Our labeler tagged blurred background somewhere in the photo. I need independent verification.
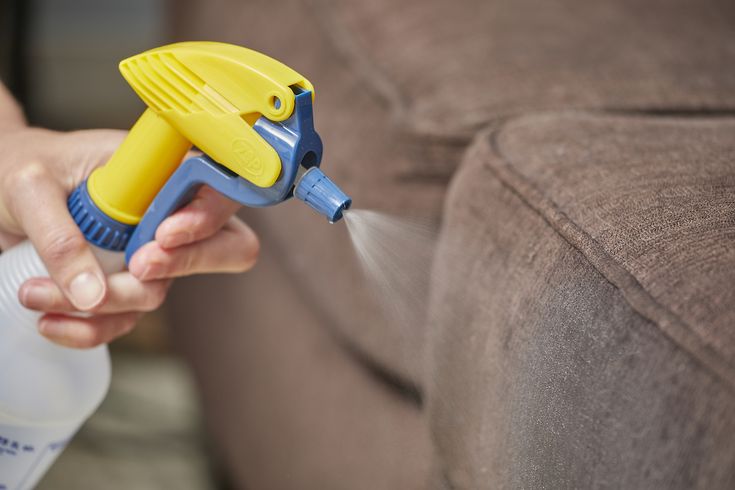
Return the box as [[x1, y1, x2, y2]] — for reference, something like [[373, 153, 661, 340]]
[[1, 0, 223, 487]]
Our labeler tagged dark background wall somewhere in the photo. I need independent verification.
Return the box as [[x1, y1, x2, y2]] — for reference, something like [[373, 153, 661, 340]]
[[1, 0, 168, 129]]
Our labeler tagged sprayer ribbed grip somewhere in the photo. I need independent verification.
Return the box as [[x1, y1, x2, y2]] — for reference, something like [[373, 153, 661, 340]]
[[68, 182, 135, 251]]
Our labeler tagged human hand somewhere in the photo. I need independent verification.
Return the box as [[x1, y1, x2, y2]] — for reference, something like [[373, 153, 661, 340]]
[[0, 127, 259, 348]]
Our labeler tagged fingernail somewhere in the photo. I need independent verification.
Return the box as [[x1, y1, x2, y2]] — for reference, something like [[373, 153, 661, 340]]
[[21, 283, 53, 308], [68, 272, 104, 310], [161, 231, 192, 248], [38, 319, 65, 338]]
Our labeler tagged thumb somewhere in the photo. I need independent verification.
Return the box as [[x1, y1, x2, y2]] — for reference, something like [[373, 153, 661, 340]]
[[12, 164, 107, 310]]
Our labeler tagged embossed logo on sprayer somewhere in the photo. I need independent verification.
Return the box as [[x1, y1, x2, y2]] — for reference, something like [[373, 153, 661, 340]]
[[232, 139, 264, 176]]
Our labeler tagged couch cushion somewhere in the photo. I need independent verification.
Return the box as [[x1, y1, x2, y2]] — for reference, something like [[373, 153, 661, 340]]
[[171, 0, 735, 385], [492, 113, 735, 380], [427, 114, 735, 489], [318, 0, 735, 136]]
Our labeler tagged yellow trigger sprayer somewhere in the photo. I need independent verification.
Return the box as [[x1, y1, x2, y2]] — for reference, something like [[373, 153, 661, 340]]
[[72, 41, 351, 263], [0, 42, 351, 489]]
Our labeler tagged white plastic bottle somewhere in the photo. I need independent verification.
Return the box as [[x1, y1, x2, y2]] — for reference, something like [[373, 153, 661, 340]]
[[0, 240, 124, 489]]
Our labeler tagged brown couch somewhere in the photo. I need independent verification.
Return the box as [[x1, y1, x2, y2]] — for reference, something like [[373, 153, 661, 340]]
[[169, 0, 735, 488]]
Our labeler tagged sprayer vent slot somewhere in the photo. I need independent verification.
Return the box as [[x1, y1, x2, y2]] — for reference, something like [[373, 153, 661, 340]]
[[300, 151, 318, 169]]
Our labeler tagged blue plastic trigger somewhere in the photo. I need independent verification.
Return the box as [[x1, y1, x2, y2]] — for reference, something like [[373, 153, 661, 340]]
[[124, 89, 323, 264]]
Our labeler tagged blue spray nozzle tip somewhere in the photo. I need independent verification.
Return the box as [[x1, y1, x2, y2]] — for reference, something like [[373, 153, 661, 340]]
[[294, 167, 352, 223]]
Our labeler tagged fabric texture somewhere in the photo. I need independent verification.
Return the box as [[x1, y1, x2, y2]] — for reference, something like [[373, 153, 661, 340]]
[[491, 114, 735, 385], [427, 115, 735, 489], [169, 245, 432, 490], [318, 0, 735, 137]]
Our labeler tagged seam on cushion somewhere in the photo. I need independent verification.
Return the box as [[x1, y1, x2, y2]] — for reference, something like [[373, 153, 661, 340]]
[[305, 0, 735, 143], [307, 0, 484, 144], [307, 0, 408, 120], [297, 2, 735, 142], [472, 119, 735, 392]]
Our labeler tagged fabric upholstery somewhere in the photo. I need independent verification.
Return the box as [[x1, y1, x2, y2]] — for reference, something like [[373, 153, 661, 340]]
[[169, 0, 735, 487], [491, 114, 735, 383], [169, 245, 432, 490], [321, 0, 735, 137], [427, 114, 735, 489]]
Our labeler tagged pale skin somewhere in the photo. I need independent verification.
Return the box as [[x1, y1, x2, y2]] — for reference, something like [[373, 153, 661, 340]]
[[0, 82, 259, 348]]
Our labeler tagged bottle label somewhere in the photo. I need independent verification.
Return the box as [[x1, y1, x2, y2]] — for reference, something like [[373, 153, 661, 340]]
[[0, 423, 77, 490]]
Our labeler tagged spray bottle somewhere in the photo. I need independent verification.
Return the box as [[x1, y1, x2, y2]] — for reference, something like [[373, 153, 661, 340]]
[[0, 42, 351, 489]]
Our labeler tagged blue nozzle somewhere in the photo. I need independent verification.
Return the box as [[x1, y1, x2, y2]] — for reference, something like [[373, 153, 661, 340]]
[[294, 167, 351, 223]]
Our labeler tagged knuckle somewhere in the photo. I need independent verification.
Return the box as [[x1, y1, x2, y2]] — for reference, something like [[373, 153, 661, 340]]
[[119, 317, 137, 336], [192, 212, 216, 236], [40, 230, 87, 263], [142, 283, 167, 312], [5, 163, 49, 209], [235, 230, 260, 272], [78, 315, 137, 347], [121, 313, 141, 335], [8, 161, 49, 189], [183, 246, 197, 273]]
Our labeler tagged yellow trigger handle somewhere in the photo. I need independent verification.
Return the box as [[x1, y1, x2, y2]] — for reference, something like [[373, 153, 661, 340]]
[[87, 42, 315, 225]]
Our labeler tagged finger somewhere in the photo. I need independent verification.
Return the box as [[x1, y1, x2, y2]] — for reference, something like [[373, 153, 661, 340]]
[[38, 312, 141, 349], [20, 273, 170, 315], [129, 217, 259, 280], [9, 164, 106, 310], [155, 186, 241, 249]]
